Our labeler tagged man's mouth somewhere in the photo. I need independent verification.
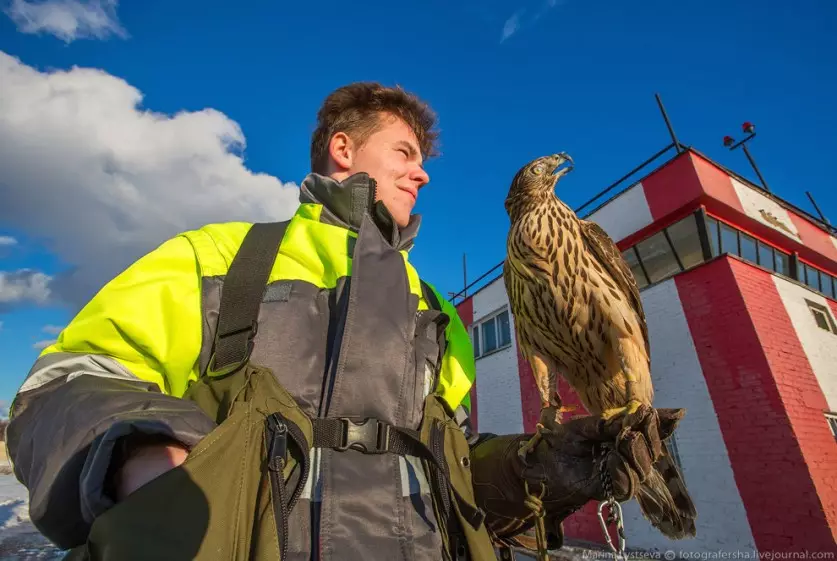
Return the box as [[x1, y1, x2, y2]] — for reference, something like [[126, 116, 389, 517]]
[[400, 187, 417, 202]]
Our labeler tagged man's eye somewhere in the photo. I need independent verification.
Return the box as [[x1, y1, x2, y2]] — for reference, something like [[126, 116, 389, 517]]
[[398, 148, 409, 157]]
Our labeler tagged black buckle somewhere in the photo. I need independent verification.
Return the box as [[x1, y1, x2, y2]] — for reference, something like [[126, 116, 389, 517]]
[[335, 418, 391, 454], [206, 320, 258, 377]]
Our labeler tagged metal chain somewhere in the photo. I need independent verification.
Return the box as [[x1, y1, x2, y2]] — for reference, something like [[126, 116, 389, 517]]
[[597, 445, 628, 561]]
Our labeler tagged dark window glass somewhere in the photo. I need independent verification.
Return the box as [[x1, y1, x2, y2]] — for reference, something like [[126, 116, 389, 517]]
[[775, 251, 790, 276], [819, 272, 835, 299], [757, 242, 774, 270], [739, 233, 758, 263], [472, 325, 480, 357], [636, 232, 682, 284], [827, 416, 837, 441], [667, 216, 704, 269], [812, 308, 830, 331], [707, 218, 720, 257], [720, 223, 739, 255], [483, 317, 497, 353], [622, 247, 649, 289], [805, 264, 821, 291], [497, 310, 512, 347], [830, 276, 837, 300]]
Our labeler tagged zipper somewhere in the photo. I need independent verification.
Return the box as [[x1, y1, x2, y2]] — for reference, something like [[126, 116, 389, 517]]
[[429, 420, 452, 519], [266, 414, 289, 560]]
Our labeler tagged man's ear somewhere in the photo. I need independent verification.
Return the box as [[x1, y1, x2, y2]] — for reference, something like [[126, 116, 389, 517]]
[[328, 132, 354, 172]]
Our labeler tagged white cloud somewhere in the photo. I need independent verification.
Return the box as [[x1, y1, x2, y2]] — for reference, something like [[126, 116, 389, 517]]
[[42, 324, 64, 335], [500, 0, 566, 42], [32, 339, 56, 350], [4, 0, 127, 43], [0, 51, 301, 311], [501, 11, 521, 42], [0, 236, 17, 246], [0, 270, 52, 310]]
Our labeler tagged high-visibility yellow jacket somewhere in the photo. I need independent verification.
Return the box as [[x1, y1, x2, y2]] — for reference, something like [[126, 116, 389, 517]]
[[7, 172, 477, 554]]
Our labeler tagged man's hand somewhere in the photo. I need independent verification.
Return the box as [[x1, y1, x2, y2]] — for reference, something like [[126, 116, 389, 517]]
[[109, 436, 190, 502], [469, 405, 684, 548]]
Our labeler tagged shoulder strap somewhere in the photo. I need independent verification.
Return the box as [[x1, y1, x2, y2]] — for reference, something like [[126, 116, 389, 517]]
[[420, 279, 443, 312], [207, 221, 290, 376]]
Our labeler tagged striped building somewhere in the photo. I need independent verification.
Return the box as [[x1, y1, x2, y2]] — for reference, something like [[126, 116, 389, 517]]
[[455, 148, 837, 554]]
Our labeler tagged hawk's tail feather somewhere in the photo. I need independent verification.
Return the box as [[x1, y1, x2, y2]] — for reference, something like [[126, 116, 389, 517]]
[[635, 442, 697, 540]]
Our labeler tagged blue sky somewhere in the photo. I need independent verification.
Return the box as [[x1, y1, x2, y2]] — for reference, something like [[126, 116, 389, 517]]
[[0, 0, 836, 408]]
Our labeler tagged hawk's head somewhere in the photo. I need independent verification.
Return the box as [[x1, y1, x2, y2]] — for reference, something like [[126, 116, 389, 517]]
[[504, 153, 574, 219]]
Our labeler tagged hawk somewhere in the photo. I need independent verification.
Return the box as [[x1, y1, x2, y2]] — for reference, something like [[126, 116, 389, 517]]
[[503, 153, 697, 539]]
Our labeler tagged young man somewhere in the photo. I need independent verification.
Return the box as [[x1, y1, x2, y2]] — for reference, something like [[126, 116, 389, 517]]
[[7, 82, 673, 560]]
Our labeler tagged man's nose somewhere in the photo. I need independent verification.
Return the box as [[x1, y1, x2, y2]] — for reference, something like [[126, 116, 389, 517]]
[[412, 165, 430, 189]]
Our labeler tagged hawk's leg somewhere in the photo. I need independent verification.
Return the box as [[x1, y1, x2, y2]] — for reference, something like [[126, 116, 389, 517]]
[[518, 354, 567, 460], [600, 351, 644, 431]]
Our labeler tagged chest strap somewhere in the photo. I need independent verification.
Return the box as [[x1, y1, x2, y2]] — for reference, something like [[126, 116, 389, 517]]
[[311, 416, 484, 530]]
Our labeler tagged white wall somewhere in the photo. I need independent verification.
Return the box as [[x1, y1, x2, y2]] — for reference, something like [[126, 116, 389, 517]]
[[730, 177, 803, 244], [586, 183, 654, 243], [772, 276, 837, 411], [619, 279, 756, 553], [472, 277, 525, 435]]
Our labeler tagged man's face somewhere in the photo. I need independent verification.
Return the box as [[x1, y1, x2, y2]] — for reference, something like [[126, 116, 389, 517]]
[[338, 114, 430, 228]]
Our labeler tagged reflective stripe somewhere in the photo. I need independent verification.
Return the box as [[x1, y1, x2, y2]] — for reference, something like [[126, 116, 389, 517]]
[[32, 232, 203, 397], [300, 447, 324, 502], [399, 455, 431, 497], [18, 352, 145, 394]]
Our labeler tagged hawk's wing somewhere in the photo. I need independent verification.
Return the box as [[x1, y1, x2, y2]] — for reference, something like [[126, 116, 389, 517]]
[[580, 220, 650, 360]]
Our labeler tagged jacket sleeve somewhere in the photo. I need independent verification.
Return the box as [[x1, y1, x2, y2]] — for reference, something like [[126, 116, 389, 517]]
[[5, 234, 218, 549], [425, 283, 476, 414]]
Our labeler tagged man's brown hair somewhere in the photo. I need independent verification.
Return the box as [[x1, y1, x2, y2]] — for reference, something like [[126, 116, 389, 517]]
[[310, 82, 439, 174]]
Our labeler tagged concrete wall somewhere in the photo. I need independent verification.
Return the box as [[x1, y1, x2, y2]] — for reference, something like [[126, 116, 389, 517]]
[[586, 183, 653, 243], [471, 277, 525, 435]]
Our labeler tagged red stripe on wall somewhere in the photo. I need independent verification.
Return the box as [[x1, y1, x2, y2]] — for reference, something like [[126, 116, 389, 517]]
[[676, 257, 837, 552], [788, 213, 837, 274], [641, 152, 706, 222], [690, 153, 744, 216]]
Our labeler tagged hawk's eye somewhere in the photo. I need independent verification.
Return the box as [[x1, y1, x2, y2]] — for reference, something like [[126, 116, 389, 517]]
[[532, 163, 546, 175]]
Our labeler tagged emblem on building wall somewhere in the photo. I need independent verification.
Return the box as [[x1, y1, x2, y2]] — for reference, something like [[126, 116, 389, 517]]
[[759, 209, 796, 236]]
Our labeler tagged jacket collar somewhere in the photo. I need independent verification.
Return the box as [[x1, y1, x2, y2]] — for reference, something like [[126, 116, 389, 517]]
[[299, 172, 421, 251]]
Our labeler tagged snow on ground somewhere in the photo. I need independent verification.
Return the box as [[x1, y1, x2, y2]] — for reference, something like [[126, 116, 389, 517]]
[[0, 475, 65, 560]]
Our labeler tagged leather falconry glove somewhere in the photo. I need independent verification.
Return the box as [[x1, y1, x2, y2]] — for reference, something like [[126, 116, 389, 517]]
[[469, 405, 684, 550]]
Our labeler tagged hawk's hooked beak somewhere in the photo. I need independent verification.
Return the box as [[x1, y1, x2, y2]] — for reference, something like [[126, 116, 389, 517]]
[[549, 152, 574, 185]]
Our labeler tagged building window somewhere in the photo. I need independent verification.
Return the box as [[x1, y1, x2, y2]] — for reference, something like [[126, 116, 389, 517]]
[[666, 215, 704, 269], [472, 308, 513, 359], [806, 300, 836, 334], [705, 216, 797, 282], [622, 213, 709, 290], [622, 247, 649, 289], [636, 232, 682, 283], [826, 413, 837, 441]]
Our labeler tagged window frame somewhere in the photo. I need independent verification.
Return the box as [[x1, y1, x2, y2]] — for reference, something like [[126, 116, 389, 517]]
[[471, 306, 514, 359], [805, 299, 837, 335], [825, 412, 837, 442]]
